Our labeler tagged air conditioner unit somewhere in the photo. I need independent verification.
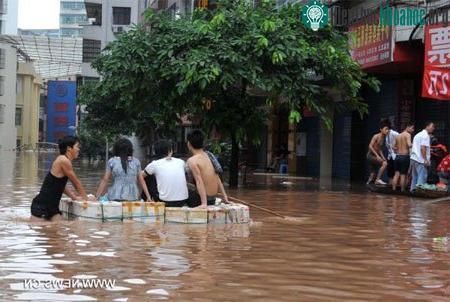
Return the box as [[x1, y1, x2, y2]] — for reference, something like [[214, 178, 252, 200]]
[[112, 25, 124, 34]]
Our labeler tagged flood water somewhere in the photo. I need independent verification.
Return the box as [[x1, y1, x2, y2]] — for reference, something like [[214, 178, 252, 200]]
[[0, 151, 450, 301]]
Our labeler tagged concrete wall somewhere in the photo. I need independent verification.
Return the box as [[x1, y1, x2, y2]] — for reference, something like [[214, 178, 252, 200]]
[[3, 0, 18, 35], [0, 41, 17, 150], [16, 62, 42, 149]]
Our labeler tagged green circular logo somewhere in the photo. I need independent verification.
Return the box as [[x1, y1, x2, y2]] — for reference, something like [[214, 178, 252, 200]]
[[301, 0, 328, 31]]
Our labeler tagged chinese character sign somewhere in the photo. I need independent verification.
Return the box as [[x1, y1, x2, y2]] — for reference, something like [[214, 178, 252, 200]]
[[47, 81, 77, 143], [422, 24, 450, 100], [349, 11, 393, 69]]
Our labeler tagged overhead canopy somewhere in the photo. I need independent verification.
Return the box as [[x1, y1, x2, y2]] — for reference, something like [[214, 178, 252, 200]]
[[0, 35, 82, 80]]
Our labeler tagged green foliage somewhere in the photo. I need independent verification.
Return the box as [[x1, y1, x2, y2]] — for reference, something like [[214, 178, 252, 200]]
[[77, 123, 106, 159], [79, 0, 379, 185]]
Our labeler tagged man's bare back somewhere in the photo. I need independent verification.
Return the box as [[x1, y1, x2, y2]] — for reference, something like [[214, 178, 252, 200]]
[[395, 132, 412, 155], [368, 133, 384, 156], [187, 152, 219, 196]]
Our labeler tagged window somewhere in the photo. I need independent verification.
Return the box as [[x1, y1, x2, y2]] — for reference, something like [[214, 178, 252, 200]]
[[158, 0, 168, 10], [0, 48, 5, 69], [61, 1, 85, 10], [15, 107, 22, 126], [16, 77, 22, 94], [0, 76, 4, 96], [82, 39, 101, 63], [0, 104, 5, 124], [113, 7, 131, 25], [60, 14, 87, 25], [0, 0, 5, 14], [86, 3, 102, 25], [61, 28, 82, 37]]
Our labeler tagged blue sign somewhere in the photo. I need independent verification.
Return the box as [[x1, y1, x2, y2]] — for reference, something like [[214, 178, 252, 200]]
[[46, 81, 77, 143]]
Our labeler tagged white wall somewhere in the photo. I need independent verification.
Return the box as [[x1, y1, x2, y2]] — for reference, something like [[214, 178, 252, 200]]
[[4, 0, 18, 35], [0, 42, 17, 150]]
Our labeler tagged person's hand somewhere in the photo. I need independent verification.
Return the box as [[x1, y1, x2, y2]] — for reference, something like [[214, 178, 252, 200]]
[[196, 204, 207, 209], [87, 194, 96, 201], [223, 196, 229, 204], [376, 156, 382, 162], [425, 160, 430, 166], [75, 196, 83, 201]]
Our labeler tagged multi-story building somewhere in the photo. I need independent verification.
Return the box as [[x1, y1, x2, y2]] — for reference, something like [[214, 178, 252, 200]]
[[0, 40, 17, 150], [81, 0, 149, 80], [15, 62, 42, 149], [60, 0, 87, 37], [80, 1, 150, 159]]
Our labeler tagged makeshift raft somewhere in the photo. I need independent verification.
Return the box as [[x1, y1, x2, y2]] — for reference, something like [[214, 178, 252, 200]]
[[367, 184, 448, 199], [59, 199, 250, 224]]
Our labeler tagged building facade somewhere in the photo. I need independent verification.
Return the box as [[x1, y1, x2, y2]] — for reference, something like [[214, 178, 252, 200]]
[[0, 41, 17, 150], [0, 0, 18, 35], [81, 0, 148, 79], [16, 62, 42, 149], [60, 0, 87, 37]]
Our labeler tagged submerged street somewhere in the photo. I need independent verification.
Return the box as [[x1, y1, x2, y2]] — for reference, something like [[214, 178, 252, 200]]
[[0, 152, 449, 301]]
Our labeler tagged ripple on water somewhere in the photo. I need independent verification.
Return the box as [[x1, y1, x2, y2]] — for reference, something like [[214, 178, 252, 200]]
[[1, 154, 450, 302], [123, 279, 146, 285], [14, 293, 96, 301]]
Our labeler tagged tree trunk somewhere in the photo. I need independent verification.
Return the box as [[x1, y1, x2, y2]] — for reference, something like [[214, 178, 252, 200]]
[[229, 133, 239, 188]]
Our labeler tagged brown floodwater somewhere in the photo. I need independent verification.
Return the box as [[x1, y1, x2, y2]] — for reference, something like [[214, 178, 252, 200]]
[[0, 151, 450, 301]]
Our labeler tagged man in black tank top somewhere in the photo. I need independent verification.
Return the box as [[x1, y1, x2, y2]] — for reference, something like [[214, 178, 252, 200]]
[[31, 136, 94, 222]]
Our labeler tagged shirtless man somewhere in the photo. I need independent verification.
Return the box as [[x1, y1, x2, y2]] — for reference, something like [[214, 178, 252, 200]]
[[392, 122, 414, 191], [367, 119, 390, 185], [186, 130, 228, 208]]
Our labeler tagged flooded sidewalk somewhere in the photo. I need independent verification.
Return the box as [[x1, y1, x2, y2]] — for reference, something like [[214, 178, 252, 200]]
[[0, 152, 449, 301]]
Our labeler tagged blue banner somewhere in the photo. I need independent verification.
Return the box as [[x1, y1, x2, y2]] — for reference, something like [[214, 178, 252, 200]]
[[46, 81, 77, 143]]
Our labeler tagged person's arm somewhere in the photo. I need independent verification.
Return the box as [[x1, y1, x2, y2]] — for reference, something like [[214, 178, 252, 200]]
[[407, 133, 412, 149], [421, 145, 429, 165], [421, 135, 430, 165], [138, 171, 152, 201], [60, 159, 90, 201], [217, 175, 228, 203], [188, 159, 207, 207], [64, 187, 79, 200], [95, 171, 111, 199]]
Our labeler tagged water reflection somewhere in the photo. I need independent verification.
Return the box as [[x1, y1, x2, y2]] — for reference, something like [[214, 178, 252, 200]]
[[0, 153, 449, 300]]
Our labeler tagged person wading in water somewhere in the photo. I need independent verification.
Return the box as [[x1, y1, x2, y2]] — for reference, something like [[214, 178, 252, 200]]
[[30, 136, 94, 222]]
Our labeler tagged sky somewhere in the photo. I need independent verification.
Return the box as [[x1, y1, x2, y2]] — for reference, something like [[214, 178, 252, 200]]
[[18, 0, 60, 30]]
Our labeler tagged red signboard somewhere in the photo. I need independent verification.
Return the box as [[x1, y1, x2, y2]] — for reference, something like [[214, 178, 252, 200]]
[[422, 24, 450, 100], [349, 12, 393, 69], [54, 116, 68, 126], [54, 102, 68, 112]]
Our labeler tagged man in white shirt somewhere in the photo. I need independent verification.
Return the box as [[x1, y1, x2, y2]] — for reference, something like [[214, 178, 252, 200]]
[[140, 140, 188, 207], [386, 127, 399, 184], [410, 122, 435, 192]]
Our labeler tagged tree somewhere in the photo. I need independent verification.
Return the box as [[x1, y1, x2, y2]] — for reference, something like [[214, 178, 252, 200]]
[[79, 0, 379, 187]]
